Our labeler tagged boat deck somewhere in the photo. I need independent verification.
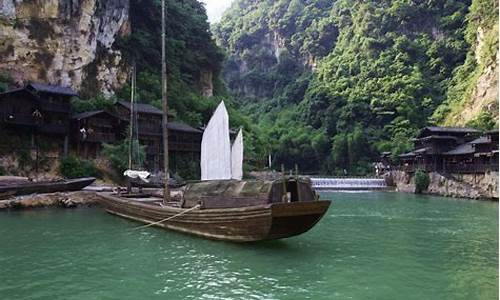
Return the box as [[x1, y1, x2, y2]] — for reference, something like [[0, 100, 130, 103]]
[[118, 194, 183, 208]]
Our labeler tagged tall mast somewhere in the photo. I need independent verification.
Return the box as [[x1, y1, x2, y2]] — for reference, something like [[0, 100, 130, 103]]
[[161, 0, 170, 203], [128, 64, 136, 170]]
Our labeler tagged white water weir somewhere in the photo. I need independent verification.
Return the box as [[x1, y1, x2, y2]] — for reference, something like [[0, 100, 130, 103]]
[[310, 177, 388, 190]]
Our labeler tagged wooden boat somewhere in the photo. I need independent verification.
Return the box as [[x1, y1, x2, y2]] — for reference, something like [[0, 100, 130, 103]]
[[97, 178, 331, 242], [98, 3, 330, 243], [0, 177, 96, 197]]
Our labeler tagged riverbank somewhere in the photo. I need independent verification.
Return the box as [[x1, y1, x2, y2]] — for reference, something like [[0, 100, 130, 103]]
[[0, 191, 100, 210], [389, 170, 499, 200]]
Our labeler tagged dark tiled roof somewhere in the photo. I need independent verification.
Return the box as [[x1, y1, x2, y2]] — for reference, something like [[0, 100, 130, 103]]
[[470, 136, 490, 145], [117, 100, 164, 115], [72, 110, 120, 121], [423, 126, 480, 134], [400, 147, 436, 157], [0, 87, 24, 96], [72, 110, 104, 120], [444, 143, 475, 156], [416, 135, 458, 141], [399, 152, 416, 158], [414, 147, 431, 154], [27, 83, 78, 97], [167, 122, 202, 133]]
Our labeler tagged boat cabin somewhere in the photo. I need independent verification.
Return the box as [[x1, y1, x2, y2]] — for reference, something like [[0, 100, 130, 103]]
[[182, 179, 317, 209]]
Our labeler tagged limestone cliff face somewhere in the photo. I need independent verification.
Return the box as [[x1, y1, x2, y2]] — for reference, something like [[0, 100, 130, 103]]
[[213, 0, 337, 99], [443, 24, 499, 126], [199, 69, 213, 97], [0, 0, 130, 96]]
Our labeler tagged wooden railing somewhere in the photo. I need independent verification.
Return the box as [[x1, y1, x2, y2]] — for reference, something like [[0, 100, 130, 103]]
[[1, 113, 38, 126], [138, 124, 161, 135], [145, 146, 160, 154], [39, 124, 68, 135], [38, 100, 71, 112], [442, 163, 498, 174], [78, 132, 116, 143], [396, 163, 498, 174], [169, 142, 200, 152]]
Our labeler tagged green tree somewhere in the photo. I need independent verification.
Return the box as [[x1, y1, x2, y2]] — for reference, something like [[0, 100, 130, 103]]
[[102, 139, 145, 175], [331, 133, 348, 172]]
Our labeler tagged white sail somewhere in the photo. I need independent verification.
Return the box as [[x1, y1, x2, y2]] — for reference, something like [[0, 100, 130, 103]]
[[201, 101, 232, 180], [231, 129, 244, 180]]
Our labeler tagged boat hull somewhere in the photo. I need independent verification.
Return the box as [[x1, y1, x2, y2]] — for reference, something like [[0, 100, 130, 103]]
[[0, 177, 96, 197], [97, 193, 331, 242]]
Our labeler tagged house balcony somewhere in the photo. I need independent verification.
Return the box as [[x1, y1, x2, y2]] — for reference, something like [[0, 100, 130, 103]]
[[39, 100, 71, 113], [397, 163, 498, 174], [145, 145, 160, 155], [1, 113, 39, 127], [169, 142, 200, 152], [79, 132, 116, 144], [39, 123, 69, 135], [442, 163, 499, 174], [138, 123, 162, 136]]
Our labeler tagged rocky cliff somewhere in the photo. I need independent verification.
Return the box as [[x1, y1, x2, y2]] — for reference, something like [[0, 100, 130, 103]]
[[437, 2, 499, 128], [443, 23, 499, 126], [0, 0, 130, 95], [213, 0, 337, 99], [391, 170, 499, 200]]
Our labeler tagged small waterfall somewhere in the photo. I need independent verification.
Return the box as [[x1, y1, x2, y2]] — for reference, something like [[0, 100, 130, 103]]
[[310, 177, 388, 190]]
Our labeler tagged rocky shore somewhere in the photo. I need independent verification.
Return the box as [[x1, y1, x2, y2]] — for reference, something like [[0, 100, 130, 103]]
[[0, 191, 100, 210], [390, 170, 499, 200]]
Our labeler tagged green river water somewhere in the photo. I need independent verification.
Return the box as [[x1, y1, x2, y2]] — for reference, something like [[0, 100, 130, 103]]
[[0, 192, 498, 300]]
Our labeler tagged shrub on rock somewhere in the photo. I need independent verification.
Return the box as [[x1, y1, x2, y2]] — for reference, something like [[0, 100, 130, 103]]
[[415, 169, 430, 194]]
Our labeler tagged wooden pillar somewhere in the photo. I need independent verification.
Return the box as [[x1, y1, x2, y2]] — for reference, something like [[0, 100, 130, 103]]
[[63, 135, 69, 157], [81, 143, 85, 159]]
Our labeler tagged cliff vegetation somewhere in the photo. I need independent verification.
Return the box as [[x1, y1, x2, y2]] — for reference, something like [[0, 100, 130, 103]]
[[214, 0, 499, 174]]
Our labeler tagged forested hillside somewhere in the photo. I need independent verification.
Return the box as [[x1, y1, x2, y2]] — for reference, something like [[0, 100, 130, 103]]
[[114, 0, 224, 125], [214, 0, 499, 174]]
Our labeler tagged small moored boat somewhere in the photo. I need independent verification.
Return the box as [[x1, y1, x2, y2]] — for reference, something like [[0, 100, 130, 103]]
[[0, 177, 96, 197], [97, 178, 330, 242]]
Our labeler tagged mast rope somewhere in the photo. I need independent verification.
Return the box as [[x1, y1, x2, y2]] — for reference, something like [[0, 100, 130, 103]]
[[130, 204, 201, 231]]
